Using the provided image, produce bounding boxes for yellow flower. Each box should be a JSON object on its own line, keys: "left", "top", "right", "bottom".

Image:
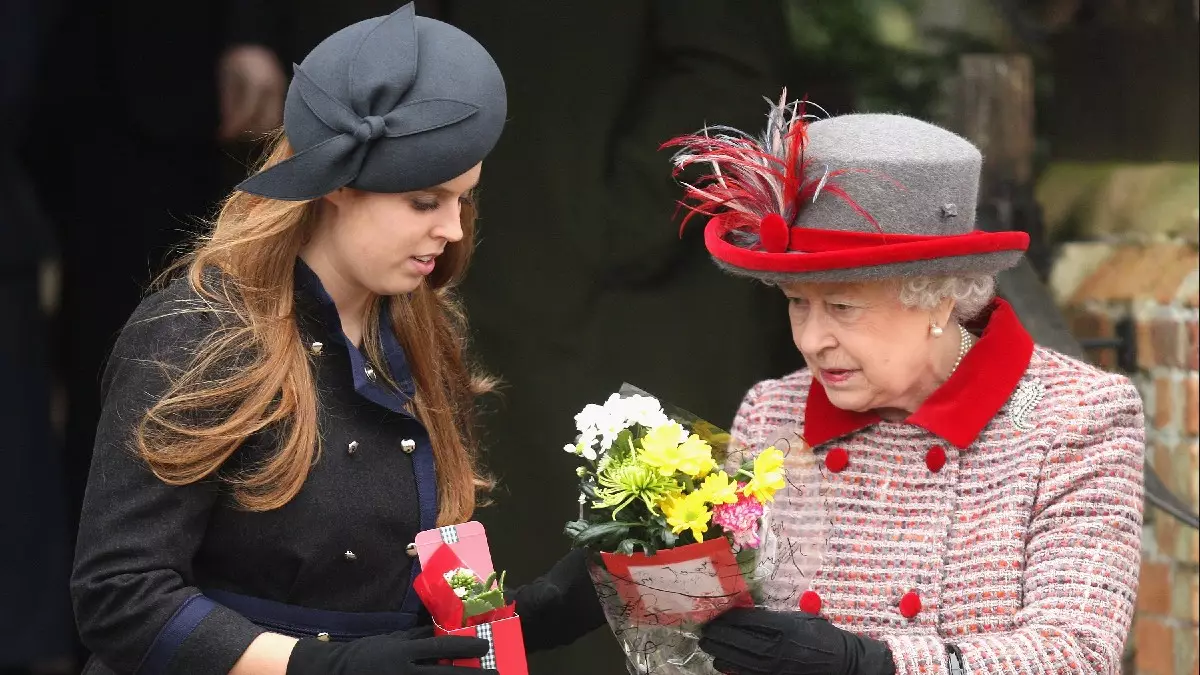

{"left": 696, "top": 470, "right": 739, "bottom": 505}
{"left": 639, "top": 422, "right": 685, "bottom": 456}
{"left": 660, "top": 490, "right": 712, "bottom": 543}
{"left": 639, "top": 424, "right": 717, "bottom": 478}
{"left": 742, "top": 447, "right": 786, "bottom": 503}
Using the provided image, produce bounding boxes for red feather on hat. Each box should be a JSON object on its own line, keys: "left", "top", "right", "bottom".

{"left": 661, "top": 90, "right": 879, "bottom": 251}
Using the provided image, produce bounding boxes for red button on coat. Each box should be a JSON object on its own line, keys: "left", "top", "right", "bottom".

{"left": 899, "top": 591, "right": 922, "bottom": 619}
{"left": 825, "top": 447, "right": 849, "bottom": 473}
{"left": 925, "top": 445, "right": 947, "bottom": 473}
{"left": 798, "top": 590, "right": 822, "bottom": 615}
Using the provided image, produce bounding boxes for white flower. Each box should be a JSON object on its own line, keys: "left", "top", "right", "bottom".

{"left": 444, "top": 567, "right": 479, "bottom": 596}
{"left": 564, "top": 443, "right": 580, "bottom": 455}
{"left": 578, "top": 493, "right": 588, "bottom": 505}
{"left": 597, "top": 453, "right": 614, "bottom": 474}
{"left": 574, "top": 403, "right": 611, "bottom": 434}
{"left": 622, "top": 394, "right": 668, "bottom": 429}
{"left": 598, "top": 420, "right": 627, "bottom": 451}
{"left": 572, "top": 393, "right": 666, "bottom": 458}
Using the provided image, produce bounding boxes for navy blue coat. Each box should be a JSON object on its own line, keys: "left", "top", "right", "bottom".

{"left": 71, "top": 262, "right": 601, "bottom": 674}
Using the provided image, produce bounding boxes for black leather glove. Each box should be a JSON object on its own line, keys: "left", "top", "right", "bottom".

{"left": 699, "top": 608, "right": 896, "bottom": 675}
{"left": 508, "top": 548, "right": 606, "bottom": 652}
{"left": 286, "top": 625, "right": 498, "bottom": 675}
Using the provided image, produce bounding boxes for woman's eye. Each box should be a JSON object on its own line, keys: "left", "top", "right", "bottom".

{"left": 411, "top": 199, "right": 440, "bottom": 212}
{"left": 788, "top": 297, "right": 809, "bottom": 308}
{"left": 828, "top": 302, "right": 858, "bottom": 315}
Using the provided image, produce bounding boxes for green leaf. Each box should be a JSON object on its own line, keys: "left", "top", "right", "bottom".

{"left": 661, "top": 529, "right": 678, "bottom": 547}
{"left": 580, "top": 481, "right": 600, "bottom": 501}
{"left": 616, "top": 538, "right": 639, "bottom": 556}
{"left": 572, "top": 520, "right": 632, "bottom": 548}
{"left": 462, "top": 588, "right": 506, "bottom": 618}
{"left": 564, "top": 519, "right": 593, "bottom": 540}
{"left": 615, "top": 428, "right": 633, "bottom": 454}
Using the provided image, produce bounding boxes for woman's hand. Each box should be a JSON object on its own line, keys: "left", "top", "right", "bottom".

{"left": 509, "top": 548, "right": 605, "bottom": 651}
{"left": 285, "top": 625, "right": 496, "bottom": 675}
{"left": 699, "top": 608, "right": 895, "bottom": 675}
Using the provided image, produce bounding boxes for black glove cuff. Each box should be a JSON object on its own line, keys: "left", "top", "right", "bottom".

{"left": 285, "top": 637, "right": 333, "bottom": 675}
{"left": 859, "top": 636, "right": 897, "bottom": 675}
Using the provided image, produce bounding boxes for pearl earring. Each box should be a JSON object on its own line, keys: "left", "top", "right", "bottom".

{"left": 930, "top": 324, "right": 944, "bottom": 337}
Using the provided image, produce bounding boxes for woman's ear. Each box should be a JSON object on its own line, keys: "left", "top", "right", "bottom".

{"left": 930, "top": 297, "right": 956, "bottom": 331}
{"left": 322, "top": 187, "right": 349, "bottom": 210}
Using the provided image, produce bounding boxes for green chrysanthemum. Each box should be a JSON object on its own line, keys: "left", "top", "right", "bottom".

{"left": 594, "top": 456, "right": 680, "bottom": 519}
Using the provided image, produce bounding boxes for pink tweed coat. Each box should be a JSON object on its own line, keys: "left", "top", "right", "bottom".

{"left": 730, "top": 300, "right": 1145, "bottom": 675}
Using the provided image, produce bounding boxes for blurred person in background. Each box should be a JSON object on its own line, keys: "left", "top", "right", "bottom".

{"left": 1, "top": 0, "right": 75, "bottom": 672}
{"left": 19, "top": 0, "right": 287, "bottom": 563}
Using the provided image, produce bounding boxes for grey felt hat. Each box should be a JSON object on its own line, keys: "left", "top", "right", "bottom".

{"left": 237, "top": 3, "right": 506, "bottom": 200}
{"left": 665, "top": 96, "right": 1028, "bottom": 283}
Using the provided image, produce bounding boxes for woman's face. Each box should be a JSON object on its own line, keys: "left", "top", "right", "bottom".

{"left": 782, "top": 280, "right": 952, "bottom": 415}
{"left": 309, "top": 163, "right": 481, "bottom": 297}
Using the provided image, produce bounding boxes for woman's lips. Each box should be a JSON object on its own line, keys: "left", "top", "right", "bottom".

{"left": 409, "top": 255, "right": 437, "bottom": 275}
{"left": 819, "top": 368, "right": 858, "bottom": 385}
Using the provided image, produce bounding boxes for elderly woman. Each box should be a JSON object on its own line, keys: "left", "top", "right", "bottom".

{"left": 665, "top": 102, "right": 1145, "bottom": 675}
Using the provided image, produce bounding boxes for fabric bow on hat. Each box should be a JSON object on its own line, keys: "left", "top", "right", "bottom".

{"left": 237, "top": 3, "right": 506, "bottom": 201}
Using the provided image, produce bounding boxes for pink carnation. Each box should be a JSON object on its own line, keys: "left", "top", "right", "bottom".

{"left": 712, "top": 483, "right": 765, "bottom": 549}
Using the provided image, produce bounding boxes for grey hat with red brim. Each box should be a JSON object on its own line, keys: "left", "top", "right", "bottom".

{"left": 665, "top": 102, "right": 1028, "bottom": 284}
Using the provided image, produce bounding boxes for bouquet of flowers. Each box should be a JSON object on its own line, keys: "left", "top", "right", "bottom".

{"left": 564, "top": 385, "right": 827, "bottom": 675}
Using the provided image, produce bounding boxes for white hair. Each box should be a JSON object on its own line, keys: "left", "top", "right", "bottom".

{"left": 898, "top": 274, "right": 997, "bottom": 324}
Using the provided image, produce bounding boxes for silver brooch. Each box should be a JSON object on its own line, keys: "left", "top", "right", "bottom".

{"left": 1008, "top": 378, "right": 1045, "bottom": 431}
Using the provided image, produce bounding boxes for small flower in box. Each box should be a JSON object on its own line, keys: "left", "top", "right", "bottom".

{"left": 413, "top": 522, "right": 529, "bottom": 674}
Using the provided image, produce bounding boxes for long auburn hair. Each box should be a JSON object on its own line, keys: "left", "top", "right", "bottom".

{"left": 137, "top": 134, "right": 493, "bottom": 524}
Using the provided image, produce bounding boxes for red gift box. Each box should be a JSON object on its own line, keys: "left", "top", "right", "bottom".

{"left": 434, "top": 614, "right": 527, "bottom": 673}
{"left": 414, "top": 522, "right": 529, "bottom": 675}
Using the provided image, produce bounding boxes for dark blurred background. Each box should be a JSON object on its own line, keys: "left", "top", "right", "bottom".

{"left": 2, "top": 1, "right": 1196, "bottom": 674}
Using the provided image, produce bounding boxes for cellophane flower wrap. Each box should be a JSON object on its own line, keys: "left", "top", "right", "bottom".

{"left": 563, "top": 384, "right": 828, "bottom": 675}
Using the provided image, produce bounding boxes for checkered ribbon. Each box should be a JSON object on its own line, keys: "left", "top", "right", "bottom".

{"left": 475, "top": 622, "right": 497, "bottom": 669}
{"left": 438, "top": 525, "right": 459, "bottom": 544}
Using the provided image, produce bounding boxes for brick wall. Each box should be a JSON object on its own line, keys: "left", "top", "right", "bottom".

{"left": 1051, "top": 241, "right": 1200, "bottom": 675}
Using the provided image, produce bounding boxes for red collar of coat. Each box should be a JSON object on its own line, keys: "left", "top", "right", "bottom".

{"left": 803, "top": 299, "right": 1034, "bottom": 450}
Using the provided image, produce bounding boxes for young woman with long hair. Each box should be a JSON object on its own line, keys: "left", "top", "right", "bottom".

{"left": 70, "top": 6, "right": 602, "bottom": 674}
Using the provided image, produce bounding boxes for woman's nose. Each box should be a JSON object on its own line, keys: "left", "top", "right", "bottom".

{"left": 795, "top": 314, "right": 837, "bottom": 356}
{"left": 435, "top": 208, "right": 464, "bottom": 242}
